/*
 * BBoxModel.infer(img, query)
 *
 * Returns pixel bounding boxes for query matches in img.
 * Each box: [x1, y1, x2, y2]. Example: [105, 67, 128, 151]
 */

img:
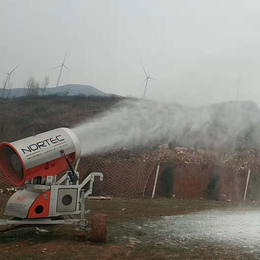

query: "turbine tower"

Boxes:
[2, 64, 19, 98]
[49, 53, 69, 87]
[140, 60, 156, 99]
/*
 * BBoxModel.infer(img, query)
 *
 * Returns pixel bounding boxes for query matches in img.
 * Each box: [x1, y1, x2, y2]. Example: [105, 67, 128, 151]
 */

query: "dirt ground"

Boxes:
[0, 195, 260, 259]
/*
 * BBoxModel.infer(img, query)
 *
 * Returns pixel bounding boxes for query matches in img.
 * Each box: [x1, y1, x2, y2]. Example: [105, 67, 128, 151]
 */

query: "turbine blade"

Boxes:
[63, 53, 67, 64]
[142, 78, 148, 84]
[9, 64, 19, 74]
[140, 59, 148, 77]
[63, 64, 70, 70]
[48, 65, 61, 70]
[150, 77, 157, 80]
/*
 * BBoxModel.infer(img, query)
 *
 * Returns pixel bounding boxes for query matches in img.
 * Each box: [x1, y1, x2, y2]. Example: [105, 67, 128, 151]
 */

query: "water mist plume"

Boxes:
[72, 99, 260, 156]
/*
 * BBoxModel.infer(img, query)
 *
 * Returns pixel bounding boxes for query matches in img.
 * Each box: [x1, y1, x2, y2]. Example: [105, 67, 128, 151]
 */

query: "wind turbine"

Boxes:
[2, 64, 19, 98]
[49, 53, 69, 87]
[140, 60, 156, 98]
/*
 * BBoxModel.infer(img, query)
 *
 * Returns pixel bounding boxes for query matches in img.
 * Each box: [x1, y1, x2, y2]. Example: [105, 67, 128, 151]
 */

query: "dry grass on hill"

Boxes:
[0, 95, 124, 143]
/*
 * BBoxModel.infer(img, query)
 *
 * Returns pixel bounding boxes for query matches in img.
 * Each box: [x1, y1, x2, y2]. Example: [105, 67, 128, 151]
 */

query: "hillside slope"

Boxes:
[0, 97, 260, 153]
[0, 84, 109, 98]
[0, 95, 124, 143]
[47, 84, 109, 96]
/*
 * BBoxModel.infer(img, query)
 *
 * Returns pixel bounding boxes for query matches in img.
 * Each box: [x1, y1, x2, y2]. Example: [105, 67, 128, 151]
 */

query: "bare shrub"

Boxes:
[41, 75, 50, 95]
[24, 76, 40, 96]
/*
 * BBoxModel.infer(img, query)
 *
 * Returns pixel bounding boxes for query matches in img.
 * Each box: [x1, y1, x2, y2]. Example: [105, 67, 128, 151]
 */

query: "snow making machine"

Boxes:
[0, 128, 103, 233]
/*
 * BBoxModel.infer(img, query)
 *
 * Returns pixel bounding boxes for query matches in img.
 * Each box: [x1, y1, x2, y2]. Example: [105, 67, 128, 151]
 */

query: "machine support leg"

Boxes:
[79, 189, 86, 230]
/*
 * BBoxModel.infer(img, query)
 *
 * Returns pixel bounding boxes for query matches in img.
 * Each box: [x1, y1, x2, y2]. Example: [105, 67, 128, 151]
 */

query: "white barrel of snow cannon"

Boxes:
[0, 128, 81, 186]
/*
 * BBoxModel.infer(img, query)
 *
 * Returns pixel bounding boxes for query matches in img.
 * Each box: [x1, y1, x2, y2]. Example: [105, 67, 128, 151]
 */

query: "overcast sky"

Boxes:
[2, 0, 260, 106]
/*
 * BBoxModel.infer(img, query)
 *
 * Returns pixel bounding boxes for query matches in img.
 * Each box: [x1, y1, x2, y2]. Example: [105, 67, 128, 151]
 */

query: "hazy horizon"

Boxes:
[2, 0, 260, 106]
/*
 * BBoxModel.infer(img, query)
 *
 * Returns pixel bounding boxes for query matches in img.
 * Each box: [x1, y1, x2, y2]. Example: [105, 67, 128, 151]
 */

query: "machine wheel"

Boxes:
[90, 214, 108, 242]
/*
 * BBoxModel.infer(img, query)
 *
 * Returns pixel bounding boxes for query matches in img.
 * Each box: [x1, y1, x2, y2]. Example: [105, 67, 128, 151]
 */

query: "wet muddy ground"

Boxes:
[110, 210, 260, 259]
[1, 197, 260, 259]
